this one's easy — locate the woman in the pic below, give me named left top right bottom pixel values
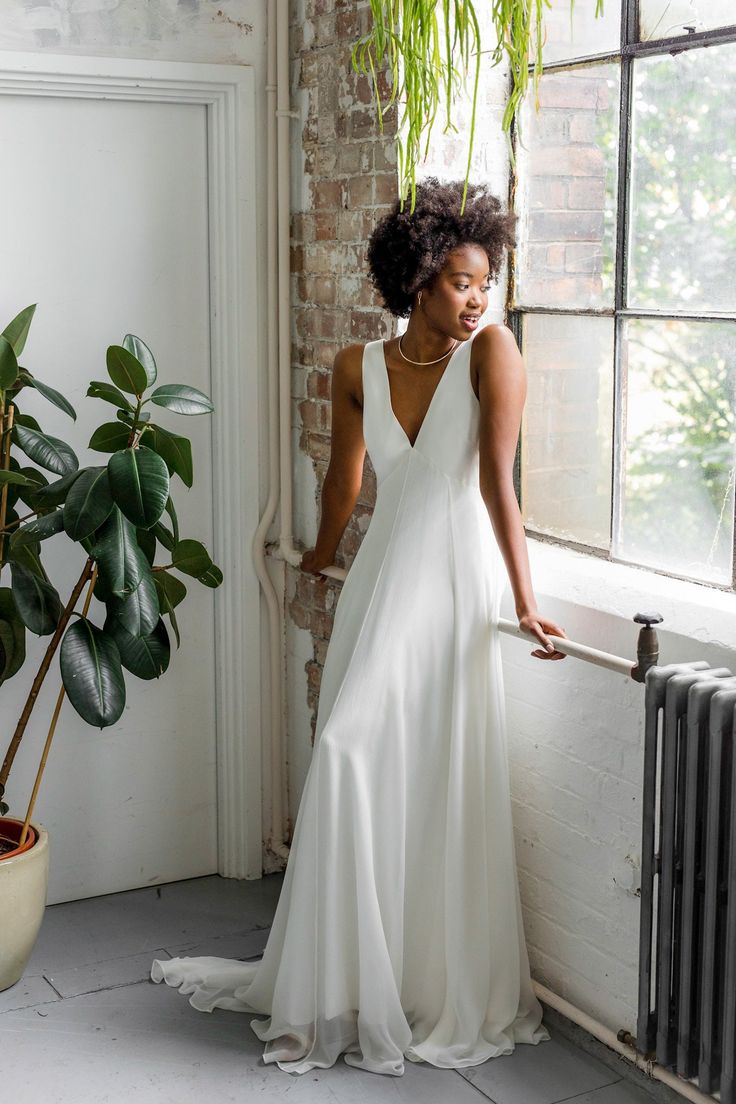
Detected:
left=152, top=176, right=567, bottom=1077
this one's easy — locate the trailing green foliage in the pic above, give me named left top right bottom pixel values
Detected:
left=351, top=0, right=605, bottom=214
left=0, top=302, right=222, bottom=799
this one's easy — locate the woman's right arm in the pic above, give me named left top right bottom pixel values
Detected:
left=300, top=344, right=367, bottom=577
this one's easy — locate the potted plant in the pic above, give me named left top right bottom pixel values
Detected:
left=0, top=304, right=222, bottom=991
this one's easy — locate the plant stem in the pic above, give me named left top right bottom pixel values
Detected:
left=0, top=509, right=39, bottom=534
left=0, top=401, right=15, bottom=564
left=126, top=397, right=145, bottom=448
left=19, top=563, right=98, bottom=847
left=0, top=556, right=95, bottom=804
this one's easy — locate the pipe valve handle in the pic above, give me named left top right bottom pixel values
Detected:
left=634, top=612, right=663, bottom=630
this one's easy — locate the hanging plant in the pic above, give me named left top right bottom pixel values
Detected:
left=351, top=0, right=606, bottom=215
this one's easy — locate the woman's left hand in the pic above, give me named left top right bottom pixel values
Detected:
left=517, top=610, right=568, bottom=660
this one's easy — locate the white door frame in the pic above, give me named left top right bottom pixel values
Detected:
left=0, top=51, right=263, bottom=880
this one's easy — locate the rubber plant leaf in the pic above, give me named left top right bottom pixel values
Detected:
left=106, top=345, right=148, bottom=396
left=1, top=304, right=36, bottom=357
left=107, top=446, right=170, bottom=530
left=13, top=424, right=79, bottom=476
left=103, top=614, right=170, bottom=680
left=88, top=422, right=131, bottom=454
left=0, top=335, right=19, bottom=390
left=149, top=384, right=214, bottom=416
left=105, top=572, right=159, bottom=637
left=62, top=466, right=115, bottom=541
left=90, top=506, right=148, bottom=598
left=87, top=381, right=134, bottom=412
left=122, top=335, right=157, bottom=387
left=24, top=377, right=76, bottom=421
left=10, top=561, right=62, bottom=636
left=60, top=618, right=126, bottom=728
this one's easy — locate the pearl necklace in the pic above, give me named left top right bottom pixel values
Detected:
left=398, top=333, right=459, bottom=366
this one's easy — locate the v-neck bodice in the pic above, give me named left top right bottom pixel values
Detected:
left=381, top=338, right=461, bottom=451
left=362, top=327, right=482, bottom=488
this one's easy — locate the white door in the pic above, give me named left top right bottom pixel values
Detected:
left=0, top=90, right=224, bottom=903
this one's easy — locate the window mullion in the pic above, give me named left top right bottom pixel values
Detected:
left=611, top=0, right=637, bottom=557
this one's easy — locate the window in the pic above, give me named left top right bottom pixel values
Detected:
left=509, top=3, right=736, bottom=589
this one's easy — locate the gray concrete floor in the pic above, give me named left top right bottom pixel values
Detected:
left=0, top=874, right=683, bottom=1103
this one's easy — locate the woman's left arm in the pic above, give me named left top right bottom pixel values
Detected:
left=475, top=324, right=567, bottom=661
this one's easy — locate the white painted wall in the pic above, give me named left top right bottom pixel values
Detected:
left=504, top=544, right=736, bottom=1032
left=0, top=1, right=262, bottom=65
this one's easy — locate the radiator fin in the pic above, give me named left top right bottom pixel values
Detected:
left=638, top=662, right=736, bottom=1102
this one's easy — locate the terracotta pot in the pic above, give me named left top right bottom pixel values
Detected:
left=0, top=817, right=50, bottom=992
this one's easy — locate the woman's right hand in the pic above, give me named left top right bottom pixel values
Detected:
left=299, top=547, right=334, bottom=578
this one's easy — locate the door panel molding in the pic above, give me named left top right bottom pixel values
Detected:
left=0, top=52, right=262, bottom=880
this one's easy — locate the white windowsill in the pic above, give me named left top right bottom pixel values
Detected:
left=501, top=535, right=736, bottom=653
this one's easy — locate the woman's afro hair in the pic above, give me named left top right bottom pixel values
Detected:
left=366, top=176, right=518, bottom=318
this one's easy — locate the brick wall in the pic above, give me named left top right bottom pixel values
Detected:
left=286, top=0, right=399, bottom=753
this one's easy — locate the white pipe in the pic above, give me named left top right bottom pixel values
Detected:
left=534, top=982, right=716, bottom=1104
left=276, top=0, right=297, bottom=565
left=496, top=617, right=636, bottom=677
left=279, top=546, right=636, bottom=676
left=261, top=11, right=711, bottom=1103
left=250, top=0, right=290, bottom=865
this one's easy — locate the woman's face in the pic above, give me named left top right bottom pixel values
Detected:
left=418, top=243, right=492, bottom=340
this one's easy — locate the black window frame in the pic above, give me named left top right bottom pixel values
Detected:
left=506, top=0, right=736, bottom=591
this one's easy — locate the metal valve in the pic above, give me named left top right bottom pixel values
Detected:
left=631, top=612, right=664, bottom=683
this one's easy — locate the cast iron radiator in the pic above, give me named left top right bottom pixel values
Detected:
left=638, top=661, right=736, bottom=1100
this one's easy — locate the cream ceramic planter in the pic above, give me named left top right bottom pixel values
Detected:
left=0, top=819, right=50, bottom=992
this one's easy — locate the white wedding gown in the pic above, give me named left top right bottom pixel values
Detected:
left=151, top=325, right=550, bottom=1075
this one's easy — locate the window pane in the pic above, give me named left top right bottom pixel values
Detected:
left=640, top=0, right=736, bottom=41
left=531, top=0, right=621, bottom=64
left=514, top=65, right=620, bottom=310
left=521, top=313, right=614, bottom=548
left=617, top=318, right=736, bottom=585
left=627, top=44, right=736, bottom=313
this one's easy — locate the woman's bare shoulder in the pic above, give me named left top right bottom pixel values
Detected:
left=333, top=342, right=370, bottom=406
left=472, top=322, right=519, bottom=354
left=469, top=324, right=520, bottom=397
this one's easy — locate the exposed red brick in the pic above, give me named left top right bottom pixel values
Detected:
left=314, top=211, right=338, bottom=240
left=299, top=398, right=332, bottom=433
left=306, top=432, right=332, bottom=461
left=347, top=175, right=373, bottom=207
left=337, top=209, right=364, bottom=241
left=314, top=341, right=340, bottom=369
left=335, top=7, right=361, bottom=38
left=349, top=310, right=378, bottom=340
left=307, top=370, right=332, bottom=400
left=374, top=172, right=399, bottom=206
left=350, top=107, right=376, bottom=139
left=312, top=178, right=344, bottom=210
